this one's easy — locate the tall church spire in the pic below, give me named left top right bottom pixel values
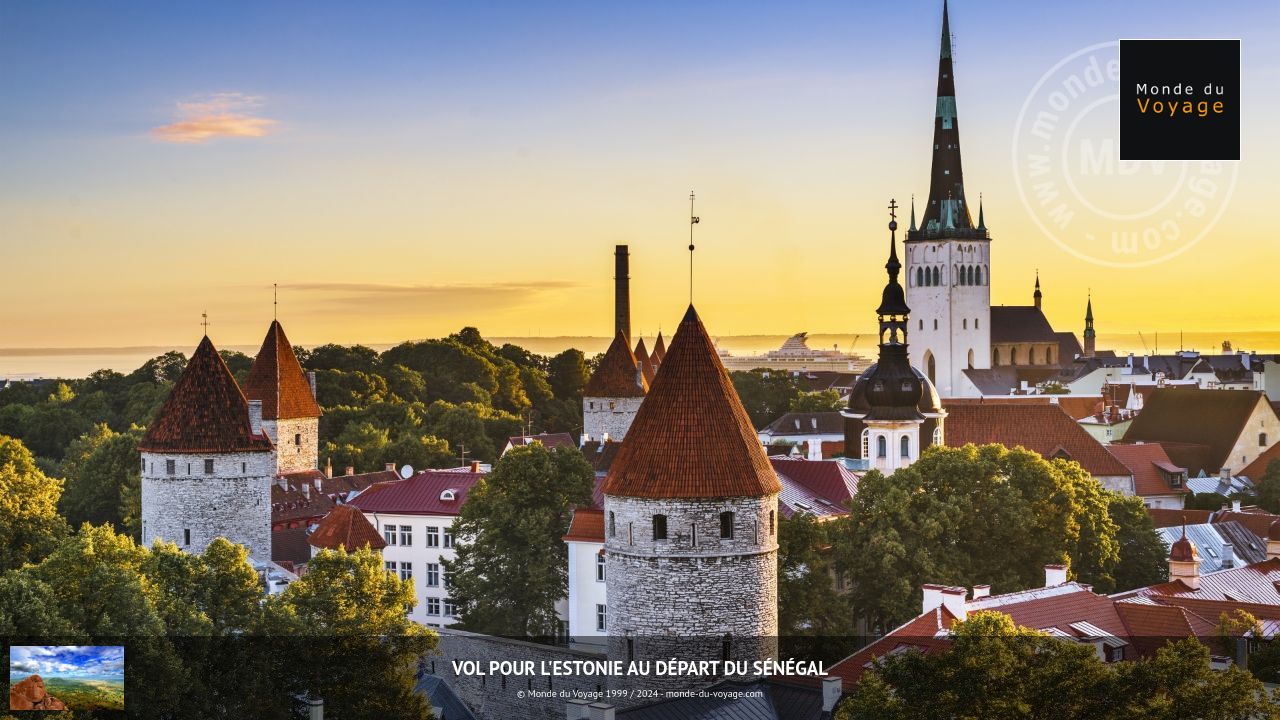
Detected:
left=1034, top=271, right=1042, bottom=309
left=1084, top=293, right=1096, bottom=357
left=919, top=0, right=973, bottom=233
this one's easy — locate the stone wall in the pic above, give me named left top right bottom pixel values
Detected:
left=141, top=450, right=274, bottom=559
left=265, top=417, right=320, bottom=474
left=583, top=396, right=643, bottom=442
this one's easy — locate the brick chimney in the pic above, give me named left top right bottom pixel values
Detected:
left=971, top=584, right=991, bottom=600
left=614, top=245, right=631, bottom=343
left=821, top=677, right=842, bottom=713
left=324, top=457, right=333, bottom=479
left=1044, top=564, right=1068, bottom=587
left=470, top=460, right=481, bottom=473
left=248, top=399, right=264, bottom=436
left=345, top=466, right=355, bottom=476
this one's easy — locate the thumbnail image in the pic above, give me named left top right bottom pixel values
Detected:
left=9, top=646, right=124, bottom=711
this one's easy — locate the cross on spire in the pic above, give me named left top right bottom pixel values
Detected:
left=688, top=190, right=700, bottom=304
left=201, top=311, right=210, bottom=336
left=273, top=283, right=278, bottom=321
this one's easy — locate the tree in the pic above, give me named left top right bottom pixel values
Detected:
left=1254, top=459, right=1280, bottom=514
left=385, top=432, right=453, bottom=471
left=777, top=513, right=856, bottom=636
left=789, top=390, right=845, bottom=413
left=1108, top=493, right=1169, bottom=591
left=0, top=571, right=77, bottom=636
left=1114, top=639, right=1279, bottom=720
left=59, top=424, right=144, bottom=536
left=323, top=422, right=391, bottom=473
left=0, top=436, right=69, bottom=571
left=730, top=369, right=802, bottom=428
left=831, top=444, right=1121, bottom=630
left=445, top=444, right=594, bottom=636
left=547, top=349, right=589, bottom=400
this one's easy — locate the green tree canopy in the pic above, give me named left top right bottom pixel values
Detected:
left=778, top=512, right=857, bottom=636
left=730, top=369, right=802, bottom=428
left=59, top=424, right=144, bottom=536
left=0, top=435, right=68, bottom=571
left=789, top=389, right=845, bottom=413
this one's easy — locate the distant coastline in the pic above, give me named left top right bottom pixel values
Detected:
left=4, top=331, right=1280, bottom=380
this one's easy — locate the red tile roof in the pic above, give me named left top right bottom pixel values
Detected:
left=583, top=331, right=647, bottom=398
left=307, top=504, right=387, bottom=551
left=242, top=320, right=322, bottom=421
left=827, top=606, right=959, bottom=687
left=634, top=337, right=656, bottom=385
left=1122, top=389, right=1271, bottom=475
left=603, top=306, right=781, bottom=500
left=652, top=332, right=667, bottom=364
left=139, top=336, right=274, bottom=453
left=768, top=457, right=859, bottom=509
left=346, top=469, right=484, bottom=516
left=1147, top=508, right=1212, bottom=528
left=1114, top=601, right=1215, bottom=657
left=942, top=403, right=1132, bottom=476
left=1241, top=442, right=1280, bottom=480
left=563, top=508, right=605, bottom=543
left=1107, top=443, right=1188, bottom=497
left=271, top=526, right=313, bottom=566
left=942, top=395, right=1106, bottom=420
left=1128, top=557, right=1280, bottom=607
left=270, top=469, right=401, bottom=528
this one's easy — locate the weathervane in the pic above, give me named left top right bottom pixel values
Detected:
left=689, top=191, right=700, bottom=303
left=201, top=311, right=210, bottom=336
left=273, top=283, right=278, bottom=320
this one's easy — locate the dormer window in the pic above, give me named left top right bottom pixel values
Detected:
left=440, top=489, right=457, bottom=501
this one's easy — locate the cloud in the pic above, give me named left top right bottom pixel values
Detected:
left=276, top=280, right=580, bottom=315
left=152, top=92, right=278, bottom=144
left=9, top=646, right=124, bottom=679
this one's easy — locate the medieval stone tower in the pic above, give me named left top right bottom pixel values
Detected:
left=844, top=207, right=946, bottom=473
left=139, top=335, right=274, bottom=558
left=583, top=245, right=647, bottom=443
left=602, top=305, right=780, bottom=691
left=905, top=0, right=992, bottom=397
left=242, top=320, right=322, bottom=475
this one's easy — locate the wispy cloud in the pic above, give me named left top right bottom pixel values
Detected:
left=276, top=281, right=580, bottom=315
left=151, top=92, right=277, bottom=144
left=10, top=646, right=124, bottom=680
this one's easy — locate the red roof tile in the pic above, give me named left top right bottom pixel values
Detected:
left=242, top=320, right=322, bottom=420
left=1241, top=442, right=1280, bottom=481
left=1107, top=443, right=1188, bottom=497
left=652, top=332, right=667, bottom=364
left=634, top=337, right=656, bottom=385
left=827, top=606, right=958, bottom=687
left=139, top=336, right=274, bottom=453
left=768, top=457, right=859, bottom=509
left=1122, top=389, right=1271, bottom=474
left=943, top=403, right=1132, bottom=476
left=346, top=469, right=484, bottom=516
left=603, top=306, right=781, bottom=500
left=942, top=395, right=1105, bottom=420
left=583, top=331, right=647, bottom=398
left=563, top=508, right=605, bottom=543
left=1130, top=557, right=1280, bottom=606
left=270, top=469, right=401, bottom=527
left=307, top=504, right=387, bottom=551
left=1114, top=601, right=1213, bottom=657
left=1147, top=508, right=1212, bottom=528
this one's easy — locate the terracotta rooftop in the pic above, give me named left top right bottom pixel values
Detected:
left=1122, top=389, right=1271, bottom=475
left=346, top=469, right=484, bottom=516
left=603, top=305, right=782, bottom=500
left=942, top=403, right=1132, bottom=477
left=271, top=526, right=313, bottom=566
left=583, top=331, right=647, bottom=398
left=1147, top=508, right=1213, bottom=528
left=769, top=457, right=859, bottom=519
left=1241, top=441, right=1280, bottom=480
left=827, top=605, right=958, bottom=688
left=270, top=469, right=401, bottom=527
left=563, top=508, right=605, bottom=543
left=307, top=504, right=387, bottom=551
left=1107, top=443, right=1188, bottom=497
left=652, top=332, right=667, bottom=364
left=932, top=394, right=1105, bottom=421
left=139, top=336, right=274, bottom=454
left=242, top=320, right=322, bottom=421
left=634, top=337, right=656, bottom=385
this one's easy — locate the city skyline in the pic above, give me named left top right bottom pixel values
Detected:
left=2, top=0, right=1277, bottom=350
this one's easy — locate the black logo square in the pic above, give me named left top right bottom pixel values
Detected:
left=1120, top=39, right=1239, bottom=160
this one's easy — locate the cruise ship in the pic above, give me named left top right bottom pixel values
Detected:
left=717, top=332, right=872, bottom=373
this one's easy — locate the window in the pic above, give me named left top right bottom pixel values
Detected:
left=426, top=563, right=440, bottom=587
left=628, top=523, right=634, bottom=545
left=443, top=528, right=454, bottom=549
left=652, top=514, right=667, bottom=541
left=596, top=604, right=607, bottom=632
left=916, top=267, right=924, bottom=286
left=400, top=525, right=413, bottom=546
left=901, top=436, right=911, bottom=458
left=932, top=267, right=940, bottom=286
left=963, top=318, right=967, bottom=329
left=385, top=561, right=397, bottom=574
left=294, top=433, right=302, bottom=446
left=691, top=524, right=698, bottom=547
left=975, top=317, right=980, bottom=329
left=933, top=319, right=938, bottom=330
left=1011, top=348, right=1020, bottom=365
left=399, top=562, right=412, bottom=582
left=877, top=435, right=888, bottom=459
left=720, top=511, right=734, bottom=539
left=241, top=462, right=246, bottom=473
left=443, top=568, right=452, bottom=588
left=384, top=524, right=397, bottom=546
left=595, top=553, right=606, bottom=581
left=184, top=528, right=191, bottom=546
left=204, top=459, right=214, bottom=474
left=933, top=426, right=943, bottom=446
left=1262, top=433, right=1268, bottom=447
left=919, top=319, right=924, bottom=331
left=444, top=598, right=457, bottom=616
left=426, top=598, right=441, bottom=616
left=166, top=459, right=176, bottom=475
left=140, top=458, right=146, bottom=472
left=609, top=512, right=616, bottom=538
left=861, top=428, right=870, bottom=458
left=770, top=510, right=776, bottom=535
left=426, top=527, right=439, bottom=547
left=609, top=401, right=616, bottom=410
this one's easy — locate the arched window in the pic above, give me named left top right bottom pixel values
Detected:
left=720, top=512, right=735, bottom=539
left=861, top=428, right=870, bottom=458
left=967, top=348, right=975, bottom=368
left=975, top=317, right=980, bottom=329
left=933, top=426, right=944, bottom=446
left=1030, top=348, right=1038, bottom=365
left=932, top=267, right=940, bottom=286
left=956, top=265, right=963, bottom=285
left=652, top=514, right=667, bottom=541
left=900, top=436, right=911, bottom=458
left=926, top=352, right=936, bottom=383
left=963, top=318, right=968, bottom=329
left=993, top=347, right=1001, bottom=365
left=876, top=435, right=888, bottom=459
left=1047, top=348, right=1055, bottom=365
left=981, top=265, right=987, bottom=285
left=1011, top=347, right=1020, bottom=365
left=969, top=266, right=977, bottom=285
left=917, top=267, right=925, bottom=287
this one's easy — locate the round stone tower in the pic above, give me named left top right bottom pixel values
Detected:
left=138, top=335, right=275, bottom=559
left=602, top=305, right=780, bottom=691
left=242, top=320, right=322, bottom=475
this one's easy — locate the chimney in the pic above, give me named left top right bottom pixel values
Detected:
left=580, top=432, right=589, bottom=447
left=922, top=584, right=945, bottom=613
left=821, top=676, right=842, bottom=713
left=921, top=584, right=966, bottom=620
left=971, top=585, right=991, bottom=600
left=614, top=245, right=631, bottom=342
left=602, top=432, right=610, bottom=444
left=314, top=478, right=322, bottom=494
left=1221, top=467, right=1232, bottom=481
left=248, top=399, right=264, bottom=436
left=307, top=697, right=323, bottom=720
left=587, top=702, right=616, bottom=720
left=1267, top=521, right=1280, bottom=560
left=566, top=699, right=592, bottom=720
left=385, top=462, right=396, bottom=472
left=277, top=476, right=288, bottom=491
left=302, top=483, right=311, bottom=500
left=1044, top=564, right=1068, bottom=587
left=308, top=370, right=318, bottom=400
left=325, top=457, right=333, bottom=479
left=1222, top=542, right=1235, bottom=569
left=345, top=466, right=355, bottom=476
left=1232, top=499, right=1242, bottom=513
left=470, top=460, right=481, bottom=473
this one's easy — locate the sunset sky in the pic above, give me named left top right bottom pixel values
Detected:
left=2, top=0, right=1277, bottom=350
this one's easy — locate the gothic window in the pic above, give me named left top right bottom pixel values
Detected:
left=993, top=347, right=1001, bottom=365
left=720, top=511, right=735, bottom=539
left=901, top=436, right=911, bottom=458
left=861, top=428, right=870, bottom=458
left=877, top=435, right=888, bottom=459
left=980, top=265, right=986, bottom=285
left=955, top=265, right=962, bottom=285
left=968, top=348, right=975, bottom=368
left=652, top=514, right=667, bottom=541
left=204, top=459, right=214, bottom=474
left=926, top=352, right=936, bottom=383
left=970, top=265, right=977, bottom=285
left=916, top=267, right=924, bottom=287
left=933, top=426, right=944, bottom=445
left=1011, top=348, right=1020, bottom=365
left=932, top=267, right=940, bottom=286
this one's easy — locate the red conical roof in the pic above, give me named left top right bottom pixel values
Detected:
left=634, top=337, right=656, bottom=385
left=308, top=504, right=387, bottom=551
left=603, top=306, right=781, bottom=499
left=652, top=332, right=667, bottom=364
left=243, top=320, right=322, bottom=420
left=139, top=336, right=273, bottom=453
left=584, top=331, right=647, bottom=398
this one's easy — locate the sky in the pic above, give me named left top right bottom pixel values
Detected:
left=1, top=0, right=1277, bottom=351
left=9, top=645, right=125, bottom=681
